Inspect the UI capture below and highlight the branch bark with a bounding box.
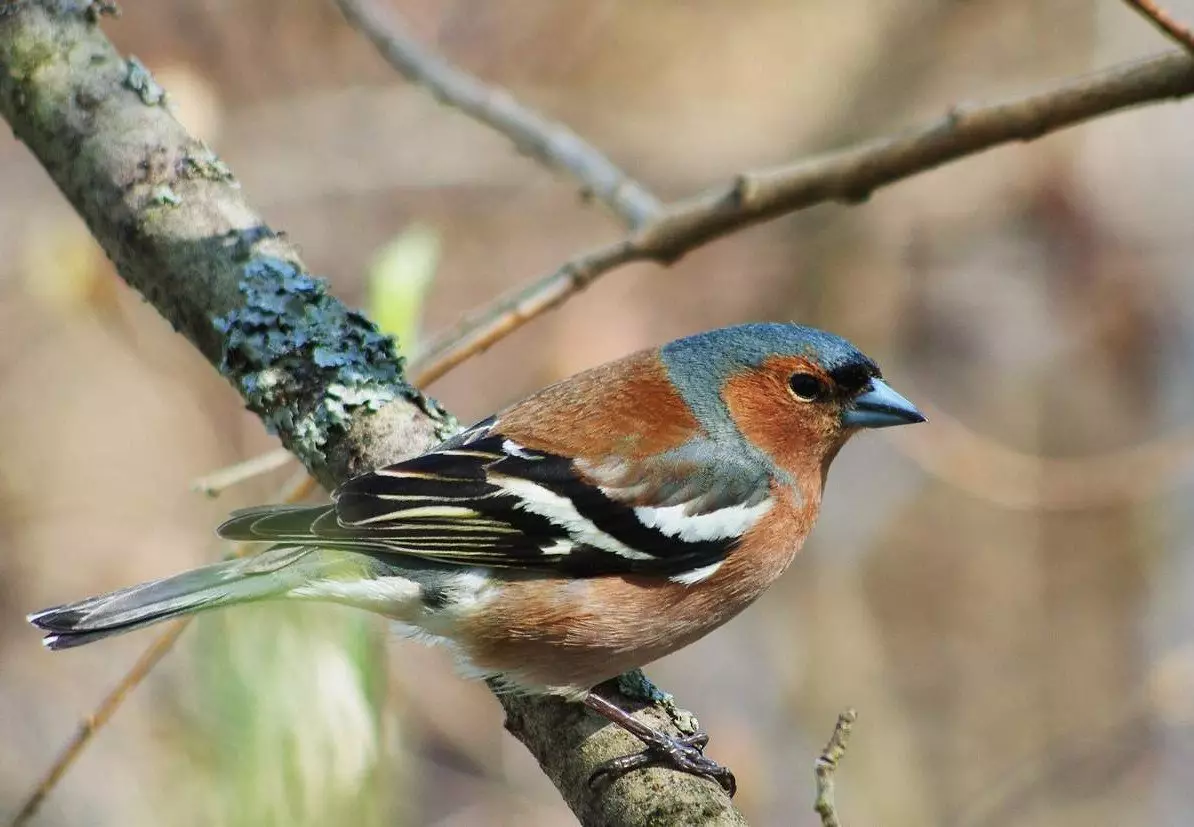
[0,3,741,825]
[410,50,1194,383]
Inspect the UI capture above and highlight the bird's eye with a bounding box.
[788,372,826,402]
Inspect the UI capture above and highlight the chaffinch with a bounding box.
[29,322,923,794]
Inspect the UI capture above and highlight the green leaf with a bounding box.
[366,223,441,352]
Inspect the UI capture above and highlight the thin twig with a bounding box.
[813,709,857,827]
[8,470,316,827]
[190,446,296,497]
[409,51,1194,382]
[1123,0,1194,54]
[334,0,663,229]
[410,241,638,385]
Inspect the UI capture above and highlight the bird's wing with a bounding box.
[218,418,775,579]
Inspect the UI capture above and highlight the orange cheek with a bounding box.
[721,358,841,487]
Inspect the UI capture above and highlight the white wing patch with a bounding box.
[669,561,724,586]
[502,439,538,460]
[634,498,773,543]
[540,539,574,557]
[489,473,655,561]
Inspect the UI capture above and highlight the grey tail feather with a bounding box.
[28,545,332,651]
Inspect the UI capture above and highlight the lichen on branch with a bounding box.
[215,254,449,469]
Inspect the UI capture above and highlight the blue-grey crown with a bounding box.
[658,322,878,442]
[661,322,876,385]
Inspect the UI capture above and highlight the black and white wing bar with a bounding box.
[219,431,773,580]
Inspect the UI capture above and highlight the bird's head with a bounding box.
[660,322,924,484]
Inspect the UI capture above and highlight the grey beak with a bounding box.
[841,378,925,429]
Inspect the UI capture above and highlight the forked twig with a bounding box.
[191,50,1194,497]
[409,52,1194,383]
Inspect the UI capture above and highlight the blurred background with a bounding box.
[3,0,1194,824]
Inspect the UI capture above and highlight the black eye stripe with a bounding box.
[828,363,876,395]
[788,372,825,401]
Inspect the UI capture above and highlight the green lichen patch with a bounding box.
[124,56,165,106]
[182,144,237,186]
[216,255,436,467]
[149,183,180,206]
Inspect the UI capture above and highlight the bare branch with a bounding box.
[411,240,639,385]
[411,50,1194,381]
[814,709,858,827]
[1123,0,1194,54]
[334,0,662,228]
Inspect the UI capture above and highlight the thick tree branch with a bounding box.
[334,0,663,228]
[0,0,451,489]
[0,3,738,825]
[410,50,1194,382]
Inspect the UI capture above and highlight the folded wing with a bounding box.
[219,419,773,579]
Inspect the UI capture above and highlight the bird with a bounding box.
[28,322,924,795]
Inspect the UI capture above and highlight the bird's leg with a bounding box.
[616,668,702,736]
[583,691,736,796]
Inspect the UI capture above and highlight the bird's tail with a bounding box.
[28,544,368,650]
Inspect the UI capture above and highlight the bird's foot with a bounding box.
[583,691,736,796]
[589,728,736,795]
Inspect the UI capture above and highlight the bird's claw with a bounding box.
[588,729,736,796]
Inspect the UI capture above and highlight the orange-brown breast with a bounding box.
[454,481,818,692]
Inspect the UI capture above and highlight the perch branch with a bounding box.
[334,0,662,228]
[814,709,858,827]
[410,50,1194,382]
[1122,0,1194,54]
[0,4,739,825]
